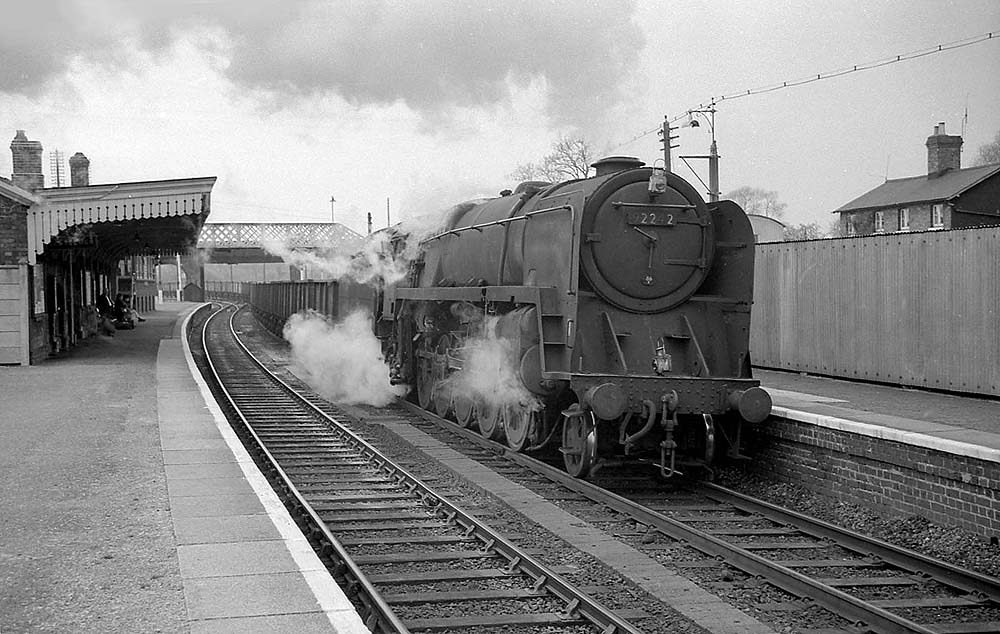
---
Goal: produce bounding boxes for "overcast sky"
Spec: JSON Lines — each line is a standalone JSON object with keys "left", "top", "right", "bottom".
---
{"left": 2, "top": 0, "right": 998, "bottom": 236}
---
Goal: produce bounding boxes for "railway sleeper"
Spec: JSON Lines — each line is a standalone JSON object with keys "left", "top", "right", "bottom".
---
{"left": 367, "top": 566, "right": 576, "bottom": 584}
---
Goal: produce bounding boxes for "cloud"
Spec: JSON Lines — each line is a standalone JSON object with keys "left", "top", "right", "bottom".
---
{"left": 1, "top": 0, "right": 643, "bottom": 127}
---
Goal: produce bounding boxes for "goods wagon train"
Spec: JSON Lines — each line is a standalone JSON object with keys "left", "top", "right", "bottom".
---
{"left": 377, "top": 156, "right": 771, "bottom": 478}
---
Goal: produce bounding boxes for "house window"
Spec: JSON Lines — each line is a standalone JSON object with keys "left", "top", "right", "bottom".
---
{"left": 846, "top": 216, "right": 856, "bottom": 236}
{"left": 898, "top": 207, "right": 909, "bottom": 230}
{"left": 932, "top": 203, "right": 944, "bottom": 227}
{"left": 874, "top": 211, "right": 884, "bottom": 233}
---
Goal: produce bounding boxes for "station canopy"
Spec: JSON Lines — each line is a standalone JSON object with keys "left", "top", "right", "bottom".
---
{"left": 28, "top": 176, "right": 217, "bottom": 265}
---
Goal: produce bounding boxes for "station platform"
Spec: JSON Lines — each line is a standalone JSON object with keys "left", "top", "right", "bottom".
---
{"left": 756, "top": 368, "right": 1000, "bottom": 461}
{"left": 3, "top": 302, "right": 998, "bottom": 631}
{"left": 0, "top": 302, "right": 366, "bottom": 634}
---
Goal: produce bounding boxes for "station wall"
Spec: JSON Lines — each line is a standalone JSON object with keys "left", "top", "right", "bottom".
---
{"left": 746, "top": 416, "right": 1000, "bottom": 537}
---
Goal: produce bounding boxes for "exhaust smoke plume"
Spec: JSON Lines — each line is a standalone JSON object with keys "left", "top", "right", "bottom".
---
{"left": 283, "top": 309, "right": 405, "bottom": 406}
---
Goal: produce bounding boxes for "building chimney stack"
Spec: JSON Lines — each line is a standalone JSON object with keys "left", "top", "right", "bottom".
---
{"left": 69, "top": 152, "right": 90, "bottom": 187}
{"left": 926, "top": 122, "right": 962, "bottom": 176}
{"left": 10, "top": 130, "right": 44, "bottom": 191}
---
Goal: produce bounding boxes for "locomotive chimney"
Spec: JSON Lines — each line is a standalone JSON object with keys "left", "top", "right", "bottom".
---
{"left": 69, "top": 152, "right": 90, "bottom": 187}
{"left": 926, "top": 122, "right": 962, "bottom": 177}
{"left": 591, "top": 156, "right": 645, "bottom": 177}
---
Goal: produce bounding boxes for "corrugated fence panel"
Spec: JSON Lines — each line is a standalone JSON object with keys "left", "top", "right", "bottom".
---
{"left": 751, "top": 227, "right": 1000, "bottom": 396}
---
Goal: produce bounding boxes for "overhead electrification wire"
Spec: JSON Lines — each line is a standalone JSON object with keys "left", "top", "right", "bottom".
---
{"left": 608, "top": 30, "right": 998, "bottom": 151}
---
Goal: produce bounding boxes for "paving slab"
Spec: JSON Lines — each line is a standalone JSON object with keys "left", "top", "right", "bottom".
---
{"left": 174, "top": 514, "right": 284, "bottom": 545}
{"left": 162, "top": 308, "right": 367, "bottom": 632}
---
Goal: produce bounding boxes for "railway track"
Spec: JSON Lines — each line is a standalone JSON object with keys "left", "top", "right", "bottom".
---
{"left": 383, "top": 402, "right": 1000, "bottom": 633}
{"left": 194, "top": 304, "right": 644, "bottom": 634}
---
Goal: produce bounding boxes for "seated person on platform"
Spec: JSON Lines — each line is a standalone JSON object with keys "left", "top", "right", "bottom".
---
{"left": 96, "top": 289, "right": 116, "bottom": 336}
{"left": 113, "top": 294, "right": 135, "bottom": 329}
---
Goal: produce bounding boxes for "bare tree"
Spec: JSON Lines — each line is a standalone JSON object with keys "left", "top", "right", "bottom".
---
{"left": 508, "top": 162, "right": 541, "bottom": 182}
{"left": 541, "top": 137, "right": 593, "bottom": 180}
{"left": 826, "top": 218, "right": 844, "bottom": 238}
{"left": 973, "top": 129, "right": 1000, "bottom": 166}
{"left": 783, "top": 222, "right": 826, "bottom": 241}
{"left": 726, "top": 186, "right": 787, "bottom": 219}
{"left": 509, "top": 136, "right": 594, "bottom": 183}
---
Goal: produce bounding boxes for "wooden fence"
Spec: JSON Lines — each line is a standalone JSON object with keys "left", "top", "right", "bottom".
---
{"left": 751, "top": 226, "right": 1000, "bottom": 396}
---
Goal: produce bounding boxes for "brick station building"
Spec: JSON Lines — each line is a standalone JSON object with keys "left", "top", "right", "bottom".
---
{"left": 835, "top": 123, "right": 1000, "bottom": 236}
{"left": 1, "top": 130, "right": 215, "bottom": 364}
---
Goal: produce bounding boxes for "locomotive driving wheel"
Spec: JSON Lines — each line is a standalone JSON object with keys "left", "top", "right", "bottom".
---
{"left": 453, "top": 393, "right": 475, "bottom": 427}
{"left": 475, "top": 399, "right": 505, "bottom": 441}
{"left": 431, "top": 336, "right": 452, "bottom": 416}
{"left": 561, "top": 411, "right": 597, "bottom": 478}
{"left": 505, "top": 404, "right": 539, "bottom": 452}
{"left": 433, "top": 382, "right": 452, "bottom": 417}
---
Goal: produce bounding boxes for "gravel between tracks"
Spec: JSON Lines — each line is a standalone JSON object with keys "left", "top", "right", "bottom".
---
{"left": 714, "top": 467, "right": 1000, "bottom": 580}
{"left": 237, "top": 309, "right": 1000, "bottom": 633}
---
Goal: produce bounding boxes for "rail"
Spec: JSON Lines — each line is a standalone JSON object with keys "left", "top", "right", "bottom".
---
{"left": 397, "top": 399, "right": 1000, "bottom": 634}
{"left": 198, "top": 304, "right": 643, "bottom": 633}
{"left": 200, "top": 305, "right": 409, "bottom": 632}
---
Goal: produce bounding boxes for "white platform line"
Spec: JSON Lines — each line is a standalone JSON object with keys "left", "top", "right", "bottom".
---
{"left": 179, "top": 305, "right": 369, "bottom": 632}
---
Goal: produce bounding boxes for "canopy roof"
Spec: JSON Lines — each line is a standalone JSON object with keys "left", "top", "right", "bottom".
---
{"left": 29, "top": 176, "right": 216, "bottom": 264}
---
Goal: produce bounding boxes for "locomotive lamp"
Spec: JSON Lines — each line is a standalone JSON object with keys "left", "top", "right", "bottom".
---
{"left": 648, "top": 165, "right": 667, "bottom": 194}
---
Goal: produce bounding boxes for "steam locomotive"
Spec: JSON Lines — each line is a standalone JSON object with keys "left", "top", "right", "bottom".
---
{"left": 378, "top": 156, "right": 770, "bottom": 478}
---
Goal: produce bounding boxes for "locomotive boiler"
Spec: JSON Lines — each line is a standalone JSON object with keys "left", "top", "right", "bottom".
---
{"left": 379, "top": 156, "right": 771, "bottom": 478}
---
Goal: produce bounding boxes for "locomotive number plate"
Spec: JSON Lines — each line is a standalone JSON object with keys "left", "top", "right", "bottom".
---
{"left": 626, "top": 210, "right": 675, "bottom": 226}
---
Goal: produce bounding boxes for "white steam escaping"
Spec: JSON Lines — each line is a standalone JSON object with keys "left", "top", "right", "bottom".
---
{"left": 446, "top": 316, "right": 538, "bottom": 413}
{"left": 261, "top": 233, "right": 413, "bottom": 284}
{"left": 262, "top": 232, "right": 410, "bottom": 284}
{"left": 283, "top": 309, "right": 405, "bottom": 406}
{"left": 261, "top": 200, "right": 486, "bottom": 285}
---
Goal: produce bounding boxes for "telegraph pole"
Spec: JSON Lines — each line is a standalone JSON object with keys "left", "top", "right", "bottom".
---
{"left": 708, "top": 136, "right": 719, "bottom": 203}
{"left": 661, "top": 116, "right": 679, "bottom": 172}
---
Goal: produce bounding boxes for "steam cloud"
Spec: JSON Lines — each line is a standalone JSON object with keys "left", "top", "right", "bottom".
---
{"left": 446, "top": 316, "right": 538, "bottom": 413}
{"left": 262, "top": 232, "right": 411, "bottom": 284}
{"left": 1, "top": 0, "right": 643, "bottom": 126}
{"left": 260, "top": 200, "right": 482, "bottom": 284}
{"left": 283, "top": 309, "right": 405, "bottom": 406}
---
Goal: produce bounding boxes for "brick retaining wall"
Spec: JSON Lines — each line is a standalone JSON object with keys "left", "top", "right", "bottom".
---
{"left": 744, "top": 417, "right": 1000, "bottom": 538}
